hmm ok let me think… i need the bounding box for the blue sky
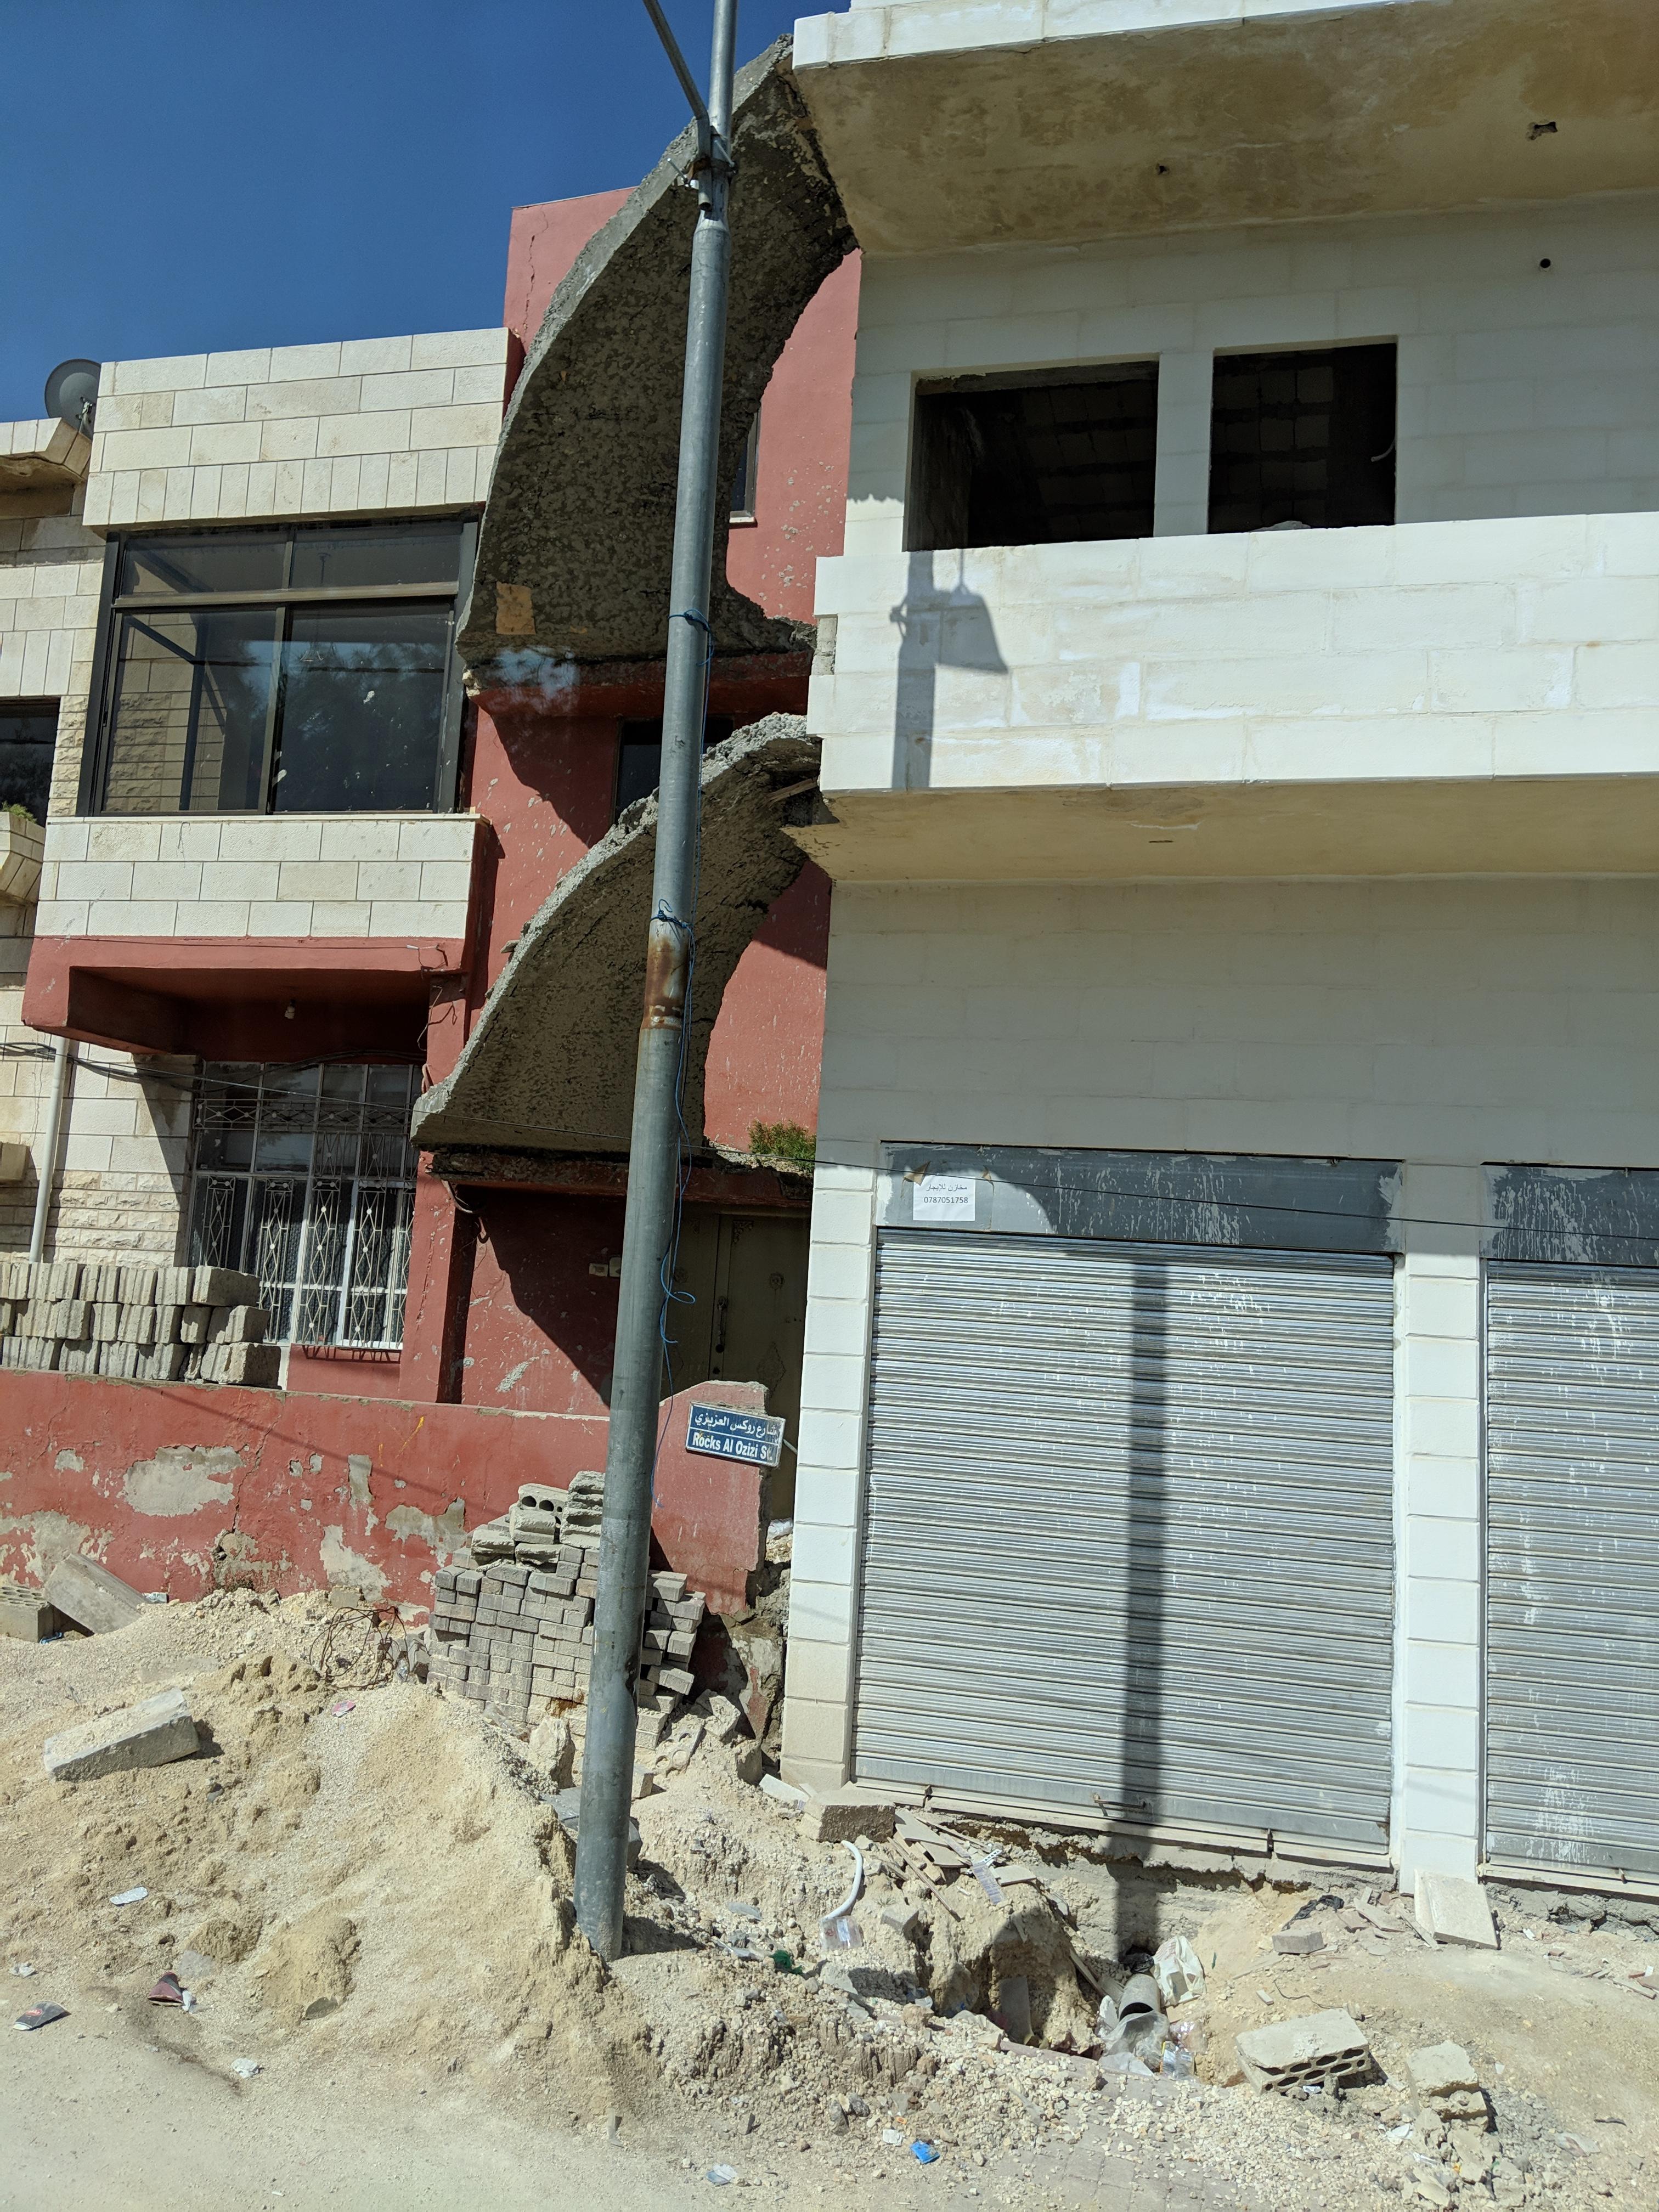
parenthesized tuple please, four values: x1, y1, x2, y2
(0, 0, 808, 421)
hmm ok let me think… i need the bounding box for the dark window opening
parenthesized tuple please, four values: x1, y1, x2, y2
(0, 701, 59, 824)
(907, 362, 1160, 552)
(91, 517, 474, 816)
(1208, 343, 1396, 534)
(614, 714, 736, 821)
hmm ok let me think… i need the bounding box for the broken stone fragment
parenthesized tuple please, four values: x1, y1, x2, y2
(1414, 1872, 1498, 1950)
(1273, 1925, 1325, 1955)
(1235, 2008, 1372, 2092)
(44, 1687, 199, 1781)
(801, 1789, 897, 1846)
(0, 1585, 59, 1642)
(42, 1551, 145, 1635)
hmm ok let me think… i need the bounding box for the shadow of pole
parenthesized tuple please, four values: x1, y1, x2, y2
(889, 549, 1008, 792)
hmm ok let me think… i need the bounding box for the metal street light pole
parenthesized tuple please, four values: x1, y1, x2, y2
(573, 0, 740, 1963)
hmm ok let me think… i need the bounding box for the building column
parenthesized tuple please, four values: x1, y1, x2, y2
(1394, 1162, 1485, 1892)
(398, 1164, 473, 1403)
(780, 1158, 877, 1796)
(1153, 349, 1214, 538)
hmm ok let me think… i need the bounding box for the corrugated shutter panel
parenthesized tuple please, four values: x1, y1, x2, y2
(1486, 1264, 1659, 1878)
(853, 1232, 1395, 1848)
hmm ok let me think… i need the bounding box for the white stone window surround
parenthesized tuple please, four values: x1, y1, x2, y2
(35, 811, 479, 944)
(82, 329, 510, 534)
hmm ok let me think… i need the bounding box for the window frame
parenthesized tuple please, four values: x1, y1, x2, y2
(78, 516, 478, 819)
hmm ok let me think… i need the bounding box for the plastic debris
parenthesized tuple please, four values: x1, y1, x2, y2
(232, 2057, 261, 2079)
(330, 1700, 356, 1717)
(10, 1964, 35, 1978)
(819, 1841, 865, 1953)
(14, 2004, 69, 2032)
(1160, 2044, 1196, 2079)
(148, 1973, 185, 2006)
(706, 2166, 738, 2186)
(1153, 1934, 1205, 2006)
(109, 1887, 148, 1906)
(970, 1859, 1005, 1904)
(913, 2141, 940, 2164)
(771, 1949, 800, 1975)
(881, 2128, 905, 2146)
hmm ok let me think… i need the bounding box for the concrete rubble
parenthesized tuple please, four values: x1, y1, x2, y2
(1234, 2007, 1373, 2092)
(42, 1553, 146, 1636)
(427, 1478, 706, 1735)
(42, 1686, 199, 1781)
(0, 1255, 278, 1386)
(0, 1584, 59, 1641)
(1416, 1870, 1500, 1950)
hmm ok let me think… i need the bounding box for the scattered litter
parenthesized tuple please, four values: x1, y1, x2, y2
(1559, 2132, 1596, 2156)
(10, 1964, 35, 1978)
(771, 1949, 800, 1976)
(329, 1700, 356, 1717)
(819, 1842, 865, 1952)
(109, 1887, 149, 1907)
(14, 2004, 68, 2032)
(706, 2166, 738, 2186)
(1594, 2114, 1627, 2125)
(1153, 1933, 1205, 2006)
(881, 2128, 905, 2146)
(147, 1973, 185, 2006)
(725, 1902, 763, 1923)
(970, 1859, 1005, 1905)
(912, 2141, 940, 2164)
(1387, 2124, 1413, 2143)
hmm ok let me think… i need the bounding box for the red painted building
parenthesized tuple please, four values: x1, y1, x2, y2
(0, 88, 860, 1612)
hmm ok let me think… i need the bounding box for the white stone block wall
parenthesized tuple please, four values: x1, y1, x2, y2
(36, 813, 479, 942)
(839, 194, 1659, 557)
(813, 510, 1659, 793)
(803, 0, 1403, 55)
(781, 876, 1659, 1886)
(82, 329, 510, 534)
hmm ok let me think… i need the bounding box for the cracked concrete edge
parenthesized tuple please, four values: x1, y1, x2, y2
(411, 714, 822, 1159)
(461, 37, 856, 680)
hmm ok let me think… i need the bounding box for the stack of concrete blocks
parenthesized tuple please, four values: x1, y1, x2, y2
(0, 1256, 278, 1386)
(430, 1529, 706, 1736)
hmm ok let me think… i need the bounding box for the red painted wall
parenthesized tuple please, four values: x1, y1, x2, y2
(725, 254, 861, 623)
(0, 1370, 763, 1620)
(504, 187, 633, 353)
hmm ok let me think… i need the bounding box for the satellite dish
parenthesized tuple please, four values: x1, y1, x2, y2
(43, 359, 101, 431)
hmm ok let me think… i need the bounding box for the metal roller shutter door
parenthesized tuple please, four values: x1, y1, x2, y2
(853, 1232, 1396, 1849)
(1486, 1264, 1659, 1878)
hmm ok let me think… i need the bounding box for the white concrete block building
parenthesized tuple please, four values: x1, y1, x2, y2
(780, 0, 1659, 1901)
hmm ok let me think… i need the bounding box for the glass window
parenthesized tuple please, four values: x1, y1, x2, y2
(0, 701, 59, 823)
(274, 605, 452, 812)
(118, 529, 289, 598)
(95, 517, 468, 816)
(188, 1060, 419, 1348)
(103, 611, 277, 814)
(614, 713, 736, 821)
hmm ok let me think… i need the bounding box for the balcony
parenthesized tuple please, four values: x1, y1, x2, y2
(23, 811, 478, 1057)
(798, 510, 1659, 881)
(793, 0, 1659, 256)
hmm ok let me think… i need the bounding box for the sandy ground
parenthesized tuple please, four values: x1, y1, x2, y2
(4, 1589, 1657, 2212)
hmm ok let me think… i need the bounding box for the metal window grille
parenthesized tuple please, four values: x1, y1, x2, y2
(187, 1061, 419, 1349)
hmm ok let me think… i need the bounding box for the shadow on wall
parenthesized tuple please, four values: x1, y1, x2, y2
(461, 1190, 622, 1413)
(889, 551, 1007, 791)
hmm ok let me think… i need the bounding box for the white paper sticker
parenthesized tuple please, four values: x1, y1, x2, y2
(912, 1175, 978, 1223)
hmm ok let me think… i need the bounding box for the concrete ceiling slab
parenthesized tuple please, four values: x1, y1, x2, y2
(412, 716, 822, 1158)
(462, 41, 855, 681)
(793, 0, 1659, 255)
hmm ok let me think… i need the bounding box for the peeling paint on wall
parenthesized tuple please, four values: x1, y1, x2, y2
(319, 1526, 390, 1599)
(0, 1511, 93, 1584)
(123, 1444, 241, 1519)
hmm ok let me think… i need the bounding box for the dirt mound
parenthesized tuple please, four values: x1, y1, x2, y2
(0, 1595, 655, 2123)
